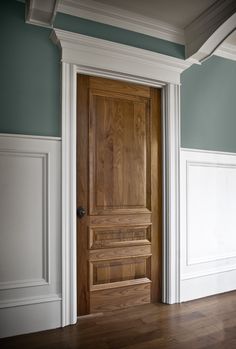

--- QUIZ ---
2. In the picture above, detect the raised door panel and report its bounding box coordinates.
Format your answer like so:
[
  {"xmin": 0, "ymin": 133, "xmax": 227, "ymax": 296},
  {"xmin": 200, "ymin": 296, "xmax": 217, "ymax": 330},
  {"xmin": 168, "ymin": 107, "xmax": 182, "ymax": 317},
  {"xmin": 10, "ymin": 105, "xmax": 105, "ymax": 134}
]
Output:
[
  {"xmin": 89, "ymin": 90, "xmax": 151, "ymax": 215},
  {"xmin": 90, "ymin": 282, "xmax": 151, "ymax": 313},
  {"xmin": 89, "ymin": 225, "xmax": 151, "ymax": 249}
]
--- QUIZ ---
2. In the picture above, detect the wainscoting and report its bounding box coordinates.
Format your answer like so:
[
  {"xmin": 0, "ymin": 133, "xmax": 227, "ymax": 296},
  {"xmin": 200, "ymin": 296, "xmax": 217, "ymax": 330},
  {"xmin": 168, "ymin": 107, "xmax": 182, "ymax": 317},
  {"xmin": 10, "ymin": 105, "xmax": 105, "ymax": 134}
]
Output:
[
  {"xmin": 180, "ymin": 148, "xmax": 236, "ymax": 301},
  {"xmin": 0, "ymin": 134, "xmax": 61, "ymax": 338}
]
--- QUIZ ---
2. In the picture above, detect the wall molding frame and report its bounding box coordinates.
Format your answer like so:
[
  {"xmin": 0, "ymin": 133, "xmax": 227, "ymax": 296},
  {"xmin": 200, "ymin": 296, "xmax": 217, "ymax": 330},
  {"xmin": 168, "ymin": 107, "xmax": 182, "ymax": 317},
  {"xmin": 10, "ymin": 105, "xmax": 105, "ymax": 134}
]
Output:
[
  {"xmin": 0, "ymin": 149, "xmax": 50, "ymax": 290},
  {"xmin": 57, "ymin": 0, "xmax": 185, "ymax": 44},
  {"xmin": 0, "ymin": 134, "xmax": 62, "ymax": 338},
  {"xmin": 0, "ymin": 294, "xmax": 61, "ymax": 309},
  {"xmin": 51, "ymin": 28, "xmax": 182, "ymax": 326},
  {"xmin": 180, "ymin": 147, "xmax": 236, "ymax": 301}
]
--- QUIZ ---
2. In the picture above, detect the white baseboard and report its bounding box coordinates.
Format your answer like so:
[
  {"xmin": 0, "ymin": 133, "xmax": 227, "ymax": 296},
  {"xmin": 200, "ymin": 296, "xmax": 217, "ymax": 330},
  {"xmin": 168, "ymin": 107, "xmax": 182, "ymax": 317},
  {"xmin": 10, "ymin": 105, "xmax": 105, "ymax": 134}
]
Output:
[
  {"xmin": 181, "ymin": 269, "xmax": 236, "ymax": 302},
  {"xmin": 0, "ymin": 299, "xmax": 61, "ymax": 338}
]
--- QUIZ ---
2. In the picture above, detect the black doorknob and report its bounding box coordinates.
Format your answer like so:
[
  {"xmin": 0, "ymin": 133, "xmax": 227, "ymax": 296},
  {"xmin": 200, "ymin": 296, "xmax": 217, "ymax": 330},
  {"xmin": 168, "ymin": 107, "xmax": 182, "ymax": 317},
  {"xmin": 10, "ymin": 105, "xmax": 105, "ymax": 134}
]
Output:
[{"xmin": 77, "ymin": 207, "xmax": 86, "ymax": 219}]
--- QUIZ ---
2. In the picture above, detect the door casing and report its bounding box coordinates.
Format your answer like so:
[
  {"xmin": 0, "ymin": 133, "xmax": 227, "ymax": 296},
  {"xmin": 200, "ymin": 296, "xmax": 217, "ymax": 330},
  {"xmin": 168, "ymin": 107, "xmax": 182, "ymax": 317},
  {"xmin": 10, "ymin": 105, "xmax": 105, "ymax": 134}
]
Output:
[{"xmin": 53, "ymin": 29, "xmax": 182, "ymax": 327}]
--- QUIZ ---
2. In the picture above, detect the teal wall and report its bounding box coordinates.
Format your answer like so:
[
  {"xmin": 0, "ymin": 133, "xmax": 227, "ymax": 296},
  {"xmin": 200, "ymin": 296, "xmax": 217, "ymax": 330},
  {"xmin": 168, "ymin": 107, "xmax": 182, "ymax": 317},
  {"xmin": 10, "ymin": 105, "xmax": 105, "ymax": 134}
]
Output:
[
  {"xmin": 181, "ymin": 56, "xmax": 236, "ymax": 152},
  {"xmin": 0, "ymin": 0, "xmax": 60, "ymax": 136},
  {"xmin": 1, "ymin": 1, "xmax": 236, "ymax": 152},
  {"xmin": 54, "ymin": 14, "xmax": 185, "ymax": 59},
  {"xmin": 0, "ymin": 1, "xmax": 184, "ymax": 138}
]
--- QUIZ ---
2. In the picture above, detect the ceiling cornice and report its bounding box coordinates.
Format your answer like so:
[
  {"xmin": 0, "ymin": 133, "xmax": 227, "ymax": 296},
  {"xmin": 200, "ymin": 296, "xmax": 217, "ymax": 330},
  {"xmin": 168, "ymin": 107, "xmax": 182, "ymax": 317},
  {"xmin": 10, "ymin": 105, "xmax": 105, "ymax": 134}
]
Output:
[
  {"xmin": 215, "ymin": 42, "xmax": 236, "ymax": 61},
  {"xmin": 57, "ymin": 0, "xmax": 185, "ymax": 44},
  {"xmin": 25, "ymin": 0, "xmax": 236, "ymax": 64},
  {"xmin": 185, "ymin": 0, "xmax": 236, "ymax": 61},
  {"xmin": 25, "ymin": 0, "xmax": 59, "ymax": 28}
]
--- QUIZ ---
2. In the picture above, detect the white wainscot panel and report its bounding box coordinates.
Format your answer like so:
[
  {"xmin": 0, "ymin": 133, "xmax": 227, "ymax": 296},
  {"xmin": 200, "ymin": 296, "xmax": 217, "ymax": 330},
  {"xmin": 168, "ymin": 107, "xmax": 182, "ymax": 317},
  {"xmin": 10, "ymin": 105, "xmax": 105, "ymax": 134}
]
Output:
[
  {"xmin": 0, "ymin": 134, "xmax": 62, "ymax": 338},
  {"xmin": 0, "ymin": 151, "xmax": 49, "ymax": 289},
  {"xmin": 180, "ymin": 149, "xmax": 236, "ymax": 302}
]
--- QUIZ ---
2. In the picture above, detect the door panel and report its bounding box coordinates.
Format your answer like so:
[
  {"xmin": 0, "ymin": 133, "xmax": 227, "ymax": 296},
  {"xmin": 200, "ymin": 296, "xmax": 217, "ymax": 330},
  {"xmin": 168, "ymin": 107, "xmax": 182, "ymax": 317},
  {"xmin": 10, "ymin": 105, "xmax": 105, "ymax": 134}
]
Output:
[
  {"xmin": 89, "ymin": 90, "xmax": 150, "ymax": 214},
  {"xmin": 89, "ymin": 225, "xmax": 151, "ymax": 249},
  {"xmin": 77, "ymin": 75, "xmax": 162, "ymax": 315}
]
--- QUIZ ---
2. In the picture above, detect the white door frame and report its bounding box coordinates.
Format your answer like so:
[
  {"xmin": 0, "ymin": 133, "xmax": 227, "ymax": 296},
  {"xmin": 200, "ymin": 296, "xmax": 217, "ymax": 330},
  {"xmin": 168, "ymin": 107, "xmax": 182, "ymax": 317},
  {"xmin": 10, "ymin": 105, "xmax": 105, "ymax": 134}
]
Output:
[{"xmin": 51, "ymin": 29, "xmax": 193, "ymax": 326}]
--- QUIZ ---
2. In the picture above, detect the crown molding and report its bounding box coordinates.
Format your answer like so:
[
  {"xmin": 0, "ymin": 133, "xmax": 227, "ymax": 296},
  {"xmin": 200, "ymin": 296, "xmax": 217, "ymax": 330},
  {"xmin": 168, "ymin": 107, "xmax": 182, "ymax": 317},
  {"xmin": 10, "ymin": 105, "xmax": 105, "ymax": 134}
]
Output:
[
  {"xmin": 57, "ymin": 0, "xmax": 185, "ymax": 45},
  {"xmin": 25, "ymin": 0, "xmax": 236, "ymax": 64},
  {"xmin": 185, "ymin": 0, "xmax": 236, "ymax": 61},
  {"xmin": 51, "ymin": 29, "xmax": 194, "ymax": 85},
  {"xmin": 25, "ymin": 0, "xmax": 60, "ymax": 28},
  {"xmin": 214, "ymin": 42, "xmax": 236, "ymax": 61}
]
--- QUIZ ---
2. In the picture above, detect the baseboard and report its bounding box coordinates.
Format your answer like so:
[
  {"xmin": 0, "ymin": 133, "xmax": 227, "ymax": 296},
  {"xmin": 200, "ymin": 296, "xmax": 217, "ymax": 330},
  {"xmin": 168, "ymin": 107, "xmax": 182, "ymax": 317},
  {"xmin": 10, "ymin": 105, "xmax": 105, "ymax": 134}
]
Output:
[
  {"xmin": 0, "ymin": 299, "xmax": 61, "ymax": 338},
  {"xmin": 180, "ymin": 269, "xmax": 236, "ymax": 302}
]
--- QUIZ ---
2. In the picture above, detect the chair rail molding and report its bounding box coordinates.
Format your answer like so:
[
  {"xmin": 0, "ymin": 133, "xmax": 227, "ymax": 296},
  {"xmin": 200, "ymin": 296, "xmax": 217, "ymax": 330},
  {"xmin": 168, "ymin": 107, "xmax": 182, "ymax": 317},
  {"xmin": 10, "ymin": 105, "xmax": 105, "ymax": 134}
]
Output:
[{"xmin": 51, "ymin": 28, "xmax": 182, "ymax": 327}]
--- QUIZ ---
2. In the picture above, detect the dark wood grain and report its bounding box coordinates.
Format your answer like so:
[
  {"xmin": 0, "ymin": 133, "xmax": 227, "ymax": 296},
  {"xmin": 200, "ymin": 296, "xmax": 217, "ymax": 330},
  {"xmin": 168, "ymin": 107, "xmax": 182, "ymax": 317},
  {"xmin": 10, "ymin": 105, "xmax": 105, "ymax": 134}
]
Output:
[
  {"xmin": 77, "ymin": 75, "xmax": 90, "ymax": 315},
  {"xmin": 77, "ymin": 75, "xmax": 162, "ymax": 314},
  {"xmin": 2, "ymin": 291, "xmax": 236, "ymax": 348},
  {"xmin": 150, "ymin": 87, "xmax": 162, "ymax": 302}
]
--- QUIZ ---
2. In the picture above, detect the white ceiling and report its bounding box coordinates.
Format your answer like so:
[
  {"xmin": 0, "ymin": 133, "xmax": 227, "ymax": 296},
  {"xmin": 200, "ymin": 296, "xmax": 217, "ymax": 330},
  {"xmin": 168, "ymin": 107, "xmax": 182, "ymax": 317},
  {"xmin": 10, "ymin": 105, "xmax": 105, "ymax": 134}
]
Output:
[{"xmin": 94, "ymin": 0, "xmax": 218, "ymax": 28}]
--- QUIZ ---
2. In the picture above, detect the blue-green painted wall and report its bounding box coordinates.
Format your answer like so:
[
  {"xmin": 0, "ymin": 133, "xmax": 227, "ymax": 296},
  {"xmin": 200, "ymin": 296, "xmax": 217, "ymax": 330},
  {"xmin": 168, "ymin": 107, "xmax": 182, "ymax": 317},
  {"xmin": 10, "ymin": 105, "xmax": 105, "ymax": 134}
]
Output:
[
  {"xmin": 181, "ymin": 56, "xmax": 236, "ymax": 152},
  {"xmin": 54, "ymin": 13, "xmax": 185, "ymax": 59},
  {"xmin": 0, "ymin": 1, "xmax": 184, "ymax": 138},
  {"xmin": 2, "ymin": 1, "xmax": 236, "ymax": 153},
  {"xmin": 0, "ymin": 0, "xmax": 60, "ymax": 136}
]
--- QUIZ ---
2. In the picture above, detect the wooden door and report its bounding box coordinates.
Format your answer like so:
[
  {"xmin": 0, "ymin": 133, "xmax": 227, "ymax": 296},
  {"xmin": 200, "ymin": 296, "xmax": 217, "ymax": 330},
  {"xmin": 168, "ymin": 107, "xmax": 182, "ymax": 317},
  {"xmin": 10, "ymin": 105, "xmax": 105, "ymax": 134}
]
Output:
[{"xmin": 77, "ymin": 75, "xmax": 162, "ymax": 315}]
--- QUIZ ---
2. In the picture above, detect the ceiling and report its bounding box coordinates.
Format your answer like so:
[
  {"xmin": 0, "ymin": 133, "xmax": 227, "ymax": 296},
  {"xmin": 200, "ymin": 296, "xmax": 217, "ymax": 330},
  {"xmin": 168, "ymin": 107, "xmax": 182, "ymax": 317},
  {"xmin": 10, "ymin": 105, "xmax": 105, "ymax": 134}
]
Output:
[
  {"xmin": 26, "ymin": 0, "xmax": 236, "ymax": 62},
  {"xmin": 92, "ymin": 0, "xmax": 218, "ymax": 28}
]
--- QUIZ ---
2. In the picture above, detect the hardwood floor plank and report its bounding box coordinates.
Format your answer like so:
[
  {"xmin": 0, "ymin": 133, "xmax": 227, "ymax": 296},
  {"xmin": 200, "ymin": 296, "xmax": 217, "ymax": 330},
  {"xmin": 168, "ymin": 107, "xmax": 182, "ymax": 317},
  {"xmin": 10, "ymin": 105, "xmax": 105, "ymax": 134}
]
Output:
[{"xmin": 1, "ymin": 291, "xmax": 236, "ymax": 349}]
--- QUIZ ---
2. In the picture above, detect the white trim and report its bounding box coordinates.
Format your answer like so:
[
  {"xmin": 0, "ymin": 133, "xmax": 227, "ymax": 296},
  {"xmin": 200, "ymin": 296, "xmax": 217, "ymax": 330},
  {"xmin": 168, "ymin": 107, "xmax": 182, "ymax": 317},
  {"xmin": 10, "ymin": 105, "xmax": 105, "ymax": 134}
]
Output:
[
  {"xmin": 181, "ymin": 265, "xmax": 236, "ymax": 280},
  {"xmin": 0, "ymin": 134, "xmax": 62, "ymax": 338},
  {"xmin": 58, "ymin": 0, "xmax": 184, "ymax": 44},
  {"xmin": 185, "ymin": 0, "xmax": 236, "ymax": 61},
  {"xmin": 26, "ymin": 0, "xmax": 60, "ymax": 28},
  {"xmin": 51, "ymin": 29, "xmax": 194, "ymax": 85},
  {"xmin": 0, "ymin": 133, "xmax": 62, "ymax": 141},
  {"xmin": 0, "ymin": 150, "xmax": 50, "ymax": 290},
  {"xmin": 162, "ymin": 84, "xmax": 181, "ymax": 304},
  {"xmin": 214, "ymin": 42, "xmax": 236, "ymax": 61},
  {"xmin": 0, "ymin": 295, "xmax": 62, "ymax": 309},
  {"xmin": 188, "ymin": 252, "xmax": 236, "ymax": 266},
  {"xmin": 52, "ymin": 30, "xmax": 181, "ymax": 327},
  {"xmin": 181, "ymin": 147, "xmax": 236, "ymax": 157},
  {"xmin": 180, "ymin": 268, "xmax": 236, "ymax": 302},
  {"xmin": 180, "ymin": 147, "xmax": 236, "ymax": 301},
  {"xmin": 61, "ymin": 63, "xmax": 77, "ymax": 327},
  {"xmin": 0, "ymin": 279, "xmax": 48, "ymax": 290}
]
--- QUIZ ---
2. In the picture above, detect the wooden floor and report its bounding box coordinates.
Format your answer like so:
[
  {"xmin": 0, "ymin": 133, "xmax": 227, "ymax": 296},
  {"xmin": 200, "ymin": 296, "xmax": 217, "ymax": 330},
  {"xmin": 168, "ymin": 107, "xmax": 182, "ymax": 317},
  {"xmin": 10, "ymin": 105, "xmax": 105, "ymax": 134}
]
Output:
[{"xmin": 1, "ymin": 291, "xmax": 236, "ymax": 348}]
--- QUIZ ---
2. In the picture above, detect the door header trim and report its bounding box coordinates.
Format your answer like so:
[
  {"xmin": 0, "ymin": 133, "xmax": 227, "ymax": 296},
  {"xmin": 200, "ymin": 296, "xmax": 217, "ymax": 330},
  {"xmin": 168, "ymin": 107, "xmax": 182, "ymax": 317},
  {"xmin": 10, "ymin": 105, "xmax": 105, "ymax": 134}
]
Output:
[
  {"xmin": 51, "ymin": 29, "xmax": 196, "ymax": 85},
  {"xmin": 51, "ymin": 30, "xmax": 181, "ymax": 326}
]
